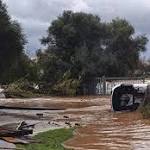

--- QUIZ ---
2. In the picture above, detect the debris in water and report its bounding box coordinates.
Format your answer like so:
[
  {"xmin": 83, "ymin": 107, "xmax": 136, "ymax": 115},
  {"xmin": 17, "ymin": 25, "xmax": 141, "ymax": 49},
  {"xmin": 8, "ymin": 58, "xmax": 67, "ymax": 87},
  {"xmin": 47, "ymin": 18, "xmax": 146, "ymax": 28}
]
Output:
[
  {"xmin": 48, "ymin": 121, "xmax": 60, "ymax": 126},
  {"xmin": 63, "ymin": 115, "xmax": 69, "ymax": 119},
  {"xmin": 0, "ymin": 121, "xmax": 34, "ymax": 144},
  {"xmin": 75, "ymin": 123, "xmax": 81, "ymax": 127},
  {"xmin": 36, "ymin": 113, "xmax": 44, "ymax": 118},
  {"xmin": 65, "ymin": 121, "xmax": 72, "ymax": 127}
]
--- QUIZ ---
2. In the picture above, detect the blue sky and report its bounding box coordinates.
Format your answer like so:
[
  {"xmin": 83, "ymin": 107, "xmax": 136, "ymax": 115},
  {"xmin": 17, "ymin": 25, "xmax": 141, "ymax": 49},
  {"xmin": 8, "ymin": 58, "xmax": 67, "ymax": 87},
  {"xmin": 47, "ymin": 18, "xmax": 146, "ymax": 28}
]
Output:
[{"xmin": 3, "ymin": 0, "xmax": 150, "ymax": 58}]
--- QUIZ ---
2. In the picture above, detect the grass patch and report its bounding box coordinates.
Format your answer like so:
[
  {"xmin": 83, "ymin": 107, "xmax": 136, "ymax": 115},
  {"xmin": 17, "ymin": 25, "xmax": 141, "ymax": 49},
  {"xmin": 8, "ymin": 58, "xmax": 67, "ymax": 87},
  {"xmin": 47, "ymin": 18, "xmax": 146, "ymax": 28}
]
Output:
[{"xmin": 17, "ymin": 128, "xmax": 74, "ymax": 150}]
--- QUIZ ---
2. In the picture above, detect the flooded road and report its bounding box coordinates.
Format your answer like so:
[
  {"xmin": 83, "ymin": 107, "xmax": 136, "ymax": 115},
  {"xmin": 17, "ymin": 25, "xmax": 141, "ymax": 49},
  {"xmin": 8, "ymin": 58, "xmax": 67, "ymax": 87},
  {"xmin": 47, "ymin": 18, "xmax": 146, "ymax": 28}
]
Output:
[
  {"xmin": 0, "ymin": 96, "xmax": 150, "ymax": 149},
  {"xmin": 64, "ymin": 97, "xmax": 150, "ymax": 150}
]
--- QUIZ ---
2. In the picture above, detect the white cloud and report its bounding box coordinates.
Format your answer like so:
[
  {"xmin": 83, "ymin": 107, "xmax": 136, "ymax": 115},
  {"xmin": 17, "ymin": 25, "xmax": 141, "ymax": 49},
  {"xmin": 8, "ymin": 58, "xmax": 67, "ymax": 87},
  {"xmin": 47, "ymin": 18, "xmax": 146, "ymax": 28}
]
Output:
[{"xmin": 70, "ymin": 0, "xmax": 91, "ymax": 12}]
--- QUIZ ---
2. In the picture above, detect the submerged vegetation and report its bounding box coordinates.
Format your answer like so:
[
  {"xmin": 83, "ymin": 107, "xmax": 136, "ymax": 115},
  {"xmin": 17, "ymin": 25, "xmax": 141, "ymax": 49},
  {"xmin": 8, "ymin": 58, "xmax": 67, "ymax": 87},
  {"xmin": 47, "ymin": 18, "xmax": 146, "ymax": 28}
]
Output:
[{"xmin": 17, "ymin": 128, "xmax": 74, "ymax": 150}]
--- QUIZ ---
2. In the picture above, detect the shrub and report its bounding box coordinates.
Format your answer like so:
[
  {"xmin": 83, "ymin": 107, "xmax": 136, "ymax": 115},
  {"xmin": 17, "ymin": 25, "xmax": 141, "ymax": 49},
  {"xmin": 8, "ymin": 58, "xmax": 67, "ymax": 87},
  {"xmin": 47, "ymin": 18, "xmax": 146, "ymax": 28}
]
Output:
[
  {"xmin": 53, "ymin": 79, "xmax": 80, "ymax": 96},
  {"xmin": 5, "ymin": 79, "xmax": 40, "ymax": 98}
]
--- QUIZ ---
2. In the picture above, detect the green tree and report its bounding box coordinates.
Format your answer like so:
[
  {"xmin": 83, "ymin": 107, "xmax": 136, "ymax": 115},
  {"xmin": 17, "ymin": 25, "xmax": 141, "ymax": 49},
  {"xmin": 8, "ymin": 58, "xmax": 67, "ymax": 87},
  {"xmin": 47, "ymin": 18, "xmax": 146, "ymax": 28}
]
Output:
[
  {"xmin": 0, "ymin": 0, "xmax": 27, "ymax": 83},
  {"xmin": 105, "ymin": 18, "xmax": 148, "ymax": 76},
  {"xmin": 38, "ymin": 11, "xmax": 148, "ymax": 95},
  {"xmin": 40, "ymin": 11, "xmax": 106, "ymax": 79},
  {"xmin": 38, "ymin": 11, "xmax": 108, "ymax": 95}
]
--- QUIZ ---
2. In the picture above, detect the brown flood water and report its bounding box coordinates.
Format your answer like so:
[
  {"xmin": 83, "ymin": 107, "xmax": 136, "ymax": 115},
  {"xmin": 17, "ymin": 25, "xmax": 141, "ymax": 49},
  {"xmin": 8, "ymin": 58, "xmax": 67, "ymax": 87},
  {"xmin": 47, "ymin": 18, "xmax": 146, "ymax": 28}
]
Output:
[
  {"xmin": 0, "ymin": 96, "xmax": 150, "ymax": 150},
  {"xmin": 64, "ymin": 97, "xmax": 150, "ymax": 150}
]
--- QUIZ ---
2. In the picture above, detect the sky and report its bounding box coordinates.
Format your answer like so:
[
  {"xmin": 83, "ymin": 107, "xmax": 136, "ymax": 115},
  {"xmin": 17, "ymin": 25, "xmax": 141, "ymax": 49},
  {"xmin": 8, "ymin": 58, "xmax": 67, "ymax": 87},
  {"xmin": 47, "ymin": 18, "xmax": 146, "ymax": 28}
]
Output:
[{"xmin": 3, "ymin": 0, "xmax": 150, "ymax": 58}]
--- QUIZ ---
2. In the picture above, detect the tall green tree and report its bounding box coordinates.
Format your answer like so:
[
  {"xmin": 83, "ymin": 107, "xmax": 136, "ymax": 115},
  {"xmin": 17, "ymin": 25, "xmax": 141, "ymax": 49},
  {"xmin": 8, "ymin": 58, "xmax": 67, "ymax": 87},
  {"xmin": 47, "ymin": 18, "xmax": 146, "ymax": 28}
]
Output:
[
  {"xmin": 40, "ymin": 11, "xmax": 107, "ymax": 81},
  {"xmin": 0, "ymin": 0, "xmax": 27, "ymax": 83},
  {"xmin": 105, "ymin": 18, "xmax": 148, "ymax": 76},
  {"xmin": 38, "ymin": 11, "xmax": 148, "ymax": 95}
]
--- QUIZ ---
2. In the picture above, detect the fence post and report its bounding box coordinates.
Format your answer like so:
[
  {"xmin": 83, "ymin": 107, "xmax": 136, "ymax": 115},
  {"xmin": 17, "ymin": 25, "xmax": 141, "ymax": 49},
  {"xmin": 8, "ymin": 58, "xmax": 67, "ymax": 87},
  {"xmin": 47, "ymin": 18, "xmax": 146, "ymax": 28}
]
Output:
[{"xmin": 102, "ymin": 76, "xmax": 106, "ymax": 95}]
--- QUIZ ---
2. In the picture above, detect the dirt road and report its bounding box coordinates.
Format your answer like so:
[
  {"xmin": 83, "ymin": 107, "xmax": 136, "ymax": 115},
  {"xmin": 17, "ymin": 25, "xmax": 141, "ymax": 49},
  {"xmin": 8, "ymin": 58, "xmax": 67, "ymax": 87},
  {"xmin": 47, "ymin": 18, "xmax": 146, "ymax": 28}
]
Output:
[{"xmin": 0, "ymin": 96, "xmax": 150, "ymax": 150}]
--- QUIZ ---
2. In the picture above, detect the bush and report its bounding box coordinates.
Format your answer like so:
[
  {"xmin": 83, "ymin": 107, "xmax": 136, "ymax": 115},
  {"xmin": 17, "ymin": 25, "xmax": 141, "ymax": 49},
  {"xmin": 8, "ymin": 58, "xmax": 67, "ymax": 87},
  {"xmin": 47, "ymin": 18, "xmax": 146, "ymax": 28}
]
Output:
[
  {"xmin": 53, "ymin": 79, "xmax": 80, "ymax": 96},
  {"xmin": 5, "ymin": 79, "xmax": 40, "ymax": 98}
]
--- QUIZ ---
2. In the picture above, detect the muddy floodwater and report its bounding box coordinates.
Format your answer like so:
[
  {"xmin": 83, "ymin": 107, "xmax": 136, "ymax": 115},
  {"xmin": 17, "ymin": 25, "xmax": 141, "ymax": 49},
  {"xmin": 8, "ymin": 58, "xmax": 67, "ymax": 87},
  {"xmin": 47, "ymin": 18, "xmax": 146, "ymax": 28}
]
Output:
[{"xmin": 0, "ymin": 96, "xmax": 150, "ymax": 150}]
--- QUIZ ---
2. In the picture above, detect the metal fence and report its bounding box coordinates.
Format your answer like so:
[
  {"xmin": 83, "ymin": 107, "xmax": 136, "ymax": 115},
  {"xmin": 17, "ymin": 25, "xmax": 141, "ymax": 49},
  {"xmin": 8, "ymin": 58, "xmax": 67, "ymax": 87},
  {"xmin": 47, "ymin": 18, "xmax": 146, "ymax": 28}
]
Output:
[{"xmin": 82, "ymin": 77, "xmax": 145, "ymax": 95}]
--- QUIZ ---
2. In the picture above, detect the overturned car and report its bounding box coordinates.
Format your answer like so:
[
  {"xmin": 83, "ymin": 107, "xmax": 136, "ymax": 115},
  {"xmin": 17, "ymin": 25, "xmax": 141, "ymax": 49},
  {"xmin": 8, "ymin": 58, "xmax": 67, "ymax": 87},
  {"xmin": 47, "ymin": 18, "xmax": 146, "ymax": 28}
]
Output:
[{"xmin": 111, "ymin": 84, "xmax": 149, "ymax": 111}]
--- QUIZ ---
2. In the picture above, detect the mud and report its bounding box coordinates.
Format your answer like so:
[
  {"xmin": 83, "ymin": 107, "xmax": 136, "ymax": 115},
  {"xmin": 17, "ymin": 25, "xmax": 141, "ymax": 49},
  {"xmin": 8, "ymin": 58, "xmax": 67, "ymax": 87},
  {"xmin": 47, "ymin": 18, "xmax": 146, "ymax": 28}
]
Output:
[{"xmin": 0, "ymin": 96, "xmax": 150, "ymax": 150}]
